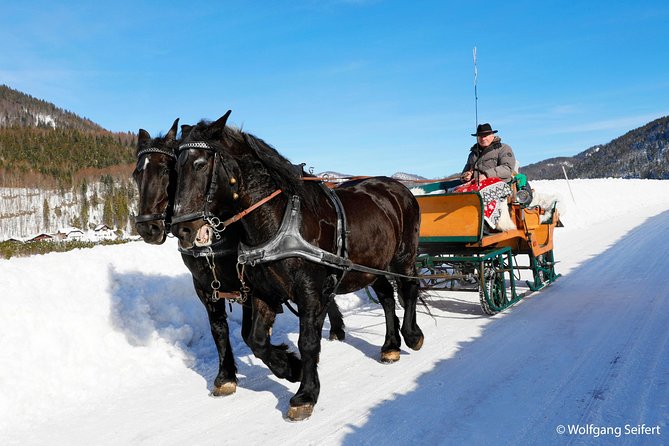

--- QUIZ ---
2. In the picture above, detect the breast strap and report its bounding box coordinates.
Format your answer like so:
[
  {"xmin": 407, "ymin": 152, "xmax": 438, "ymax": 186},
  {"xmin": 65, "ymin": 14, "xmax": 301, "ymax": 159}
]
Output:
[{"xmin": 237, "ymin": 193, "xmax": 349, "ymax": 268}]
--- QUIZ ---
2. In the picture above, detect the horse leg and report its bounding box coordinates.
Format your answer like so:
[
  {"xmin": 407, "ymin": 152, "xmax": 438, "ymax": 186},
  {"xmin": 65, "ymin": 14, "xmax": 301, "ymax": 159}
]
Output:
[
  {"xmin": 243, "ymin": 296, "xmax": 302, "ymax": 383},
  {"xmin": 372, "ymin": 277, "xmax": 402, "ymax": 363},
  {"xmin": 193, "ymin": 285, "xmax": 238, "ymax": 396},
  {"xmin": 287, "ymin": 302, "xmax": 326, "ymax": 421},
  {"xmin": 397, "ymin": 278, "xmax": 424, "ymax": 351},
  {"xmin": 207, "ymin": 303, "xmax": 239, "ymax": 396},
  {"xmin": 326, "ymin": 298, "xmax": 345, "ymax": 341},
  {"xmin": 326, "ymin": 301, "xmax": 345, "ymax": 341},
  {"xmin": 241, "ymin": 300, "xmax": 252, "ymax": 341}
]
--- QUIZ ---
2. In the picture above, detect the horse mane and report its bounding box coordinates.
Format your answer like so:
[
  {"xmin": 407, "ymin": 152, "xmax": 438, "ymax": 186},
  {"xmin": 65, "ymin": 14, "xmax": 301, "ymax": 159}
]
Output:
[
  {"xmin": 187, "ymin": 120, "xmax": 318, "ymax": 210},
  {"xmin": 156, "ymin": 133, "xmax": 179, "ymax": 152}
]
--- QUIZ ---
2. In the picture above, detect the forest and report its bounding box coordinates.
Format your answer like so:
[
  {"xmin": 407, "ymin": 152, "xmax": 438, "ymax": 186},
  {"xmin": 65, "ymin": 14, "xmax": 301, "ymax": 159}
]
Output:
[{"xmin": 0, "ymin": 85, "xmax": 139, "ymax": 241}]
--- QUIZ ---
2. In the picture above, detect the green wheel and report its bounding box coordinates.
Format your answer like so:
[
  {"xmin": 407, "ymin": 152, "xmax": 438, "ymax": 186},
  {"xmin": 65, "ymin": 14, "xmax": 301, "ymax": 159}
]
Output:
[
  {"xmin": 479, "ymin": 259, "xmax": 509, "ymax": 315},
  {"xmin": 527, "ymin": 250, "xmax": 560, "ymax": 291}
]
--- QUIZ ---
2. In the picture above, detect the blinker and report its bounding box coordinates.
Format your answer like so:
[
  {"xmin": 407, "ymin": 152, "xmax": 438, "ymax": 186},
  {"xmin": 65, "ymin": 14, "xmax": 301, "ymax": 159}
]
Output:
[{"xmin": 178, "ymin": 152, "xmax": 188, "ymax": 166}]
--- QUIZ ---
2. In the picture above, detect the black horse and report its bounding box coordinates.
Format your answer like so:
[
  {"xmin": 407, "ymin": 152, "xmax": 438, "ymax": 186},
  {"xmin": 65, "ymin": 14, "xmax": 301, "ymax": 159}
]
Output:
[
  {"xmin": 132, "ymin": 120, "xmax": 346, "ymax": 396},
  {"xmin": 171, "ymin": 111, "xmax": 424, "ymax": 420},
  {"xmin": 133, "ymin": 119, "xmax": 179, "ymax": 244},
  {"xmin": 133, "ymin": 119, "xmax": 242, "ymax": 395}
]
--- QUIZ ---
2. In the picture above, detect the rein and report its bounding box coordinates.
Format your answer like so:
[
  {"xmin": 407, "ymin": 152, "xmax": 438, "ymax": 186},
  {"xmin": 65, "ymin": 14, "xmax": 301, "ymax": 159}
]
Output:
[
  {"xmin": 301, "ymin": 174, "xmax": 463, "ymax": 187},
  {"xmin": 219, "ymin": 189, "xmax": 283, "ymax": 228}
]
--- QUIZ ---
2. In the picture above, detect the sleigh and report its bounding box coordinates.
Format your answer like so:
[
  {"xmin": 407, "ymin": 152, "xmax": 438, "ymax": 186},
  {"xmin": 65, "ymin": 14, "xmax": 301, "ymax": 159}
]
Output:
[{"xmin": 413, "ymin": 179, "xmax": 561, "ymax": 314}]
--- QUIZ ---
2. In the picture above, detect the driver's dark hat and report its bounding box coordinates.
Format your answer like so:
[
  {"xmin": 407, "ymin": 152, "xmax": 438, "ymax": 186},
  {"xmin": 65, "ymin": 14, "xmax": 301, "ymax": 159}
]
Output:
[{"xmin": 471, "ymin": 123, "xmax": 498, "ymax": 136}]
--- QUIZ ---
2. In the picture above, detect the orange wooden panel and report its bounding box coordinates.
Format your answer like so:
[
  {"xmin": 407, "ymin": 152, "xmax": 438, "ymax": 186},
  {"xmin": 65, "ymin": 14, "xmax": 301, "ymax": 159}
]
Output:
[{"xmin": 417, "ymin": 193, "xmax": 482, "ymax": 239}]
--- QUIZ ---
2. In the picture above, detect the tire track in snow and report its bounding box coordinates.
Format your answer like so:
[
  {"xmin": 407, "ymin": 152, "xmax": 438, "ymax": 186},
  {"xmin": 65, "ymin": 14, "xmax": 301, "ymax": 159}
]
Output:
[{"xmin": 340, "ymin": 210, "xmax": 669, "ymax": 445}]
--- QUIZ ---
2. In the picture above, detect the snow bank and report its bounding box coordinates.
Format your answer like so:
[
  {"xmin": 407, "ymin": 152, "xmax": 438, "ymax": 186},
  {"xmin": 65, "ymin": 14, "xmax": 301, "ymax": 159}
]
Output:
[{"xmin": 1, "ymin": 179, "xmax": 669, "ymax": 444}]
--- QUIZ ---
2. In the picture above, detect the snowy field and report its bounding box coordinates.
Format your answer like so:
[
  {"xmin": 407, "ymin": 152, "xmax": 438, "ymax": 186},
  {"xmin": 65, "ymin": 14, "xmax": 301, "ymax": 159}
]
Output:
[{"xmin": 1, "ymin": 179, "xmax": 668, "ymax": 445}]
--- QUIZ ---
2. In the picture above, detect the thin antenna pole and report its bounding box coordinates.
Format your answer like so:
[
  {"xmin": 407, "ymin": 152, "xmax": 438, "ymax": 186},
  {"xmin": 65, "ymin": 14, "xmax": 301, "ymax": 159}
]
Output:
[
  {"xmin": 562, "ymin": 165, "xmax": 576, "ymax": 203},
  {"xmin": 473, "ymin": 46, "xmax": 479, "ymax": 128},
  {"xmin": 473, "ymin": 46, "xmax": 481, "ymax": 188}
]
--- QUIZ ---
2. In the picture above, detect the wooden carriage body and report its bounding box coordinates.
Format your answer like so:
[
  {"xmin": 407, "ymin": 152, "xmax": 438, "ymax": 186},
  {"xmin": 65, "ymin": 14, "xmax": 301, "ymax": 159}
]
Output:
[{"xmin": 414, "ymin": 180, "xmax": 561, "ymax": 314}]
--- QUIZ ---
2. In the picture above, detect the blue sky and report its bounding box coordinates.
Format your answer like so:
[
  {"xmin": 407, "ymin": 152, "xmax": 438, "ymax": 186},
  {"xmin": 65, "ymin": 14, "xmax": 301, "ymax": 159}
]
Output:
[{"xmin": 2, "ymin": 1, "xmax": 668, "ymax": 178}]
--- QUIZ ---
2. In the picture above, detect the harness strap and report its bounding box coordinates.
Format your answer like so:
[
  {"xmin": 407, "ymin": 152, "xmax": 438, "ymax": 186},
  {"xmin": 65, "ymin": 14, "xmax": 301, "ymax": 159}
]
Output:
[
  {"xmin": 137, "ymin": 147, "xmax": 176, "ymax": 159},
  {"xmin": 318, "ymin": 183, "xmax": 348, "ymax": 258},
  {"xmin": 178, "ymin": 239, "xmax": 237, "ymax": 257},
  {"xmin": 221, "ymin": 189, "xmax": 283, "ymax": 227},
  {"xmin": 216, "ymin": 291, "xmax": 242, "ymax": 300},
  {"xmin": 237, "ymin": 195, "xmax": 419, "ymax": 280},
  {"xmin": 134, "ymin": 212, "xmax": 168, "ymax": 224},
  {"xmin": 171, "ymin": 189, "xmax": 283, "ymax": 227},
  {"xmin": 206, "ymin": 152, "xmax": 220, "ymax": 206},
  {"xmin": 171, "ymin": 211, "xmax": 208, "ymax": 225},
  {"xmin": 238, "ymin": 195, "xmax": 337, "ymax": 266},
  {"xmin": 301, "ymin": 174, "xmax": 463, "ymax": 185}
]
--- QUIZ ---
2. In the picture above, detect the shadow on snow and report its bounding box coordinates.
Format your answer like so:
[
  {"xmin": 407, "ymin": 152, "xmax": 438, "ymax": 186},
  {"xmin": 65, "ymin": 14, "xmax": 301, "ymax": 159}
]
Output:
[{"xmin": 341, "ymin": 210, "xmax": 669, "ymax": 446}]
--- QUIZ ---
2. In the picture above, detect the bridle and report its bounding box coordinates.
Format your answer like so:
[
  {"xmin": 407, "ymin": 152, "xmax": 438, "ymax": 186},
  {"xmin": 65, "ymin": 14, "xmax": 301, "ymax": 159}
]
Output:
[
  {"xmin": 171, "ymin": 140, "xmax": 282, "ymax": 245},
  {"xmin": 170, "ymin": 141, "xmax": 234, "ymax": 229},
  {"xmin": 134, "ymin": 147, "xmax": 177, "ymax": 227}
]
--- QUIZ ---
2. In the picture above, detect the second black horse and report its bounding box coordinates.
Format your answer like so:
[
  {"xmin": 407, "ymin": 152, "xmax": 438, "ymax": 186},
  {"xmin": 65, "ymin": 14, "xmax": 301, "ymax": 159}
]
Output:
[
  {"xmin": 132, "ymin": 119, "xmax": 346, "ymax": 396},
  {"xmin": 171, "ymin": 111, "xmax": 424, "ymax": 420}
]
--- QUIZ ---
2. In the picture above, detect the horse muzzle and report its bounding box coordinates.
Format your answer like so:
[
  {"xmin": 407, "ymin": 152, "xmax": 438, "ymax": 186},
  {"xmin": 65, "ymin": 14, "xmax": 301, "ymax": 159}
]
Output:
[
  {"xmin": 172, "ymin": 219, "xmax": 215, "ymax": 249},
  {"xmin": 135, "ymin": 220, "xmax": 167, "ymax": 245}
]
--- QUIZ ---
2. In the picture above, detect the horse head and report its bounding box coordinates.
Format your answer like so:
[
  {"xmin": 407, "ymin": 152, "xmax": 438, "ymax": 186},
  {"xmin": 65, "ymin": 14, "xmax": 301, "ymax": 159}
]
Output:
[
  {"xmin": 133, "ymin": 118, "xmax": 179, "ymax": 244},
  {"xmin": 171, "ymin": 111, "xmax": 244, "ymax": 249}
]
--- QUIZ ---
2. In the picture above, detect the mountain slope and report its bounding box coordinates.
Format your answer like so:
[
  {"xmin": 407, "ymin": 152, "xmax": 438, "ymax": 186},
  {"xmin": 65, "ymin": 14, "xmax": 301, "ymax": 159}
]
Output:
[
  {"xmin": 0, "ymin": 84, "xmax": 103, "ymax": 131},
  {"xmin": 522, "ymin": 115, "xmax": 669, "ymax": 180},
  {"xmin": 0, "ymin": 85, "xmax": 135, "ymax": 187}
]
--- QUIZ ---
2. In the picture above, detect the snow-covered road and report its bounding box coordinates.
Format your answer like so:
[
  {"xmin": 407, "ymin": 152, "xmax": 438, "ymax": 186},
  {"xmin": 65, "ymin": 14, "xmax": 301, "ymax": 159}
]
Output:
[
  {"xmin": 349, "ymin": 209, "xmax": 669, "ymax": 446},
  {"xmin": 1, "ymin": 179, "xmax": 668, "ymax": 445}
]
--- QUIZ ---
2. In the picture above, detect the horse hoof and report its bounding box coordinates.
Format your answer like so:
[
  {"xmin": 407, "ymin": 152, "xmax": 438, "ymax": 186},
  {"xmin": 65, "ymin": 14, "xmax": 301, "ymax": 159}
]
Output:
[
  {"xmin": 329, "ymin": 331, "xmax": 345, "ymax": 341},
  {"xmin": 287, "ymin": 404, "xmax": 313, "ymax": 421},
  {"xmin": 410, "ymin": 335, "xmax": 424, "ymax": 351},
  {"xmin": 211, "ymin": 381, "xmax": 237, "ymax": 396},
  {"xmin": 380, "ymin": 350, "xmax": 400, "ymax": 363}
]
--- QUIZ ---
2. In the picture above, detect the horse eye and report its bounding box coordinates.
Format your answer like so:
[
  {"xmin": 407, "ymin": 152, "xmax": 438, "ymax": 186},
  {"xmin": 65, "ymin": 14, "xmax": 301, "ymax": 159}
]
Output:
[{"xmin": 193, "ymin": 158, "xmax": 208, "ymax": 171}]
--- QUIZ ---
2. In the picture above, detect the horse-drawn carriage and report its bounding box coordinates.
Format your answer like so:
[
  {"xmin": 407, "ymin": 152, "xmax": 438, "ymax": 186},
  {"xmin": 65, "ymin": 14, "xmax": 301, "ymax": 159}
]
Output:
[
  {"xmin": 133, "ymin": 113, "xmax": 562, "ymax": 420},
  {"xmin": 412, "ymin": 178, "xmax": 561, "ymax": 315}
]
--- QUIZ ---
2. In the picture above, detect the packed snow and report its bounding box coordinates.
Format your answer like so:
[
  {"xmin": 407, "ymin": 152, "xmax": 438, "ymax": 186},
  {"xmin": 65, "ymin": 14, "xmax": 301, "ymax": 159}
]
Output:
[{"xmin": 1, "ymin": 179, "xmax": 668, "ymax": 445}]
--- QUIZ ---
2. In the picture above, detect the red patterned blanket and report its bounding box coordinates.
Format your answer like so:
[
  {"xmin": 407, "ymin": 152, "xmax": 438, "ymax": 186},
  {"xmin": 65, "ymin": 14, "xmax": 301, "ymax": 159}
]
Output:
[{"xmin": 451, "ymin": 177, "xmax": 512, "ymax": 229}]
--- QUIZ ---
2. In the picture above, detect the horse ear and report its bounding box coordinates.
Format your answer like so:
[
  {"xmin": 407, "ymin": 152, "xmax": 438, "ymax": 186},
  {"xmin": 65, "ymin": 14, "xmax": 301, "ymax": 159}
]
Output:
[
  {"xmin": 165, "ymin": 118, "xmax": 179, "ymax": 142},
  {"xmin": 210, "ymin": 110, "xmax": 232, "ymax": 140},
  {"xmin": 181, "ymin": 124, "xmax": 193, "ymax": 139},
  {"xmin": 137, "ymin": 129, "xmax": 151, "ymax": 152}
]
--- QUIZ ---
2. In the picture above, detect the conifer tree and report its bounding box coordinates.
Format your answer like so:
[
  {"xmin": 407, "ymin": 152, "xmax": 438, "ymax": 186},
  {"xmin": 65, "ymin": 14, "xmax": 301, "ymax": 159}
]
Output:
[{"xmin": 42, "ymin": 198, "xmax": 50, "ymax": 232}]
